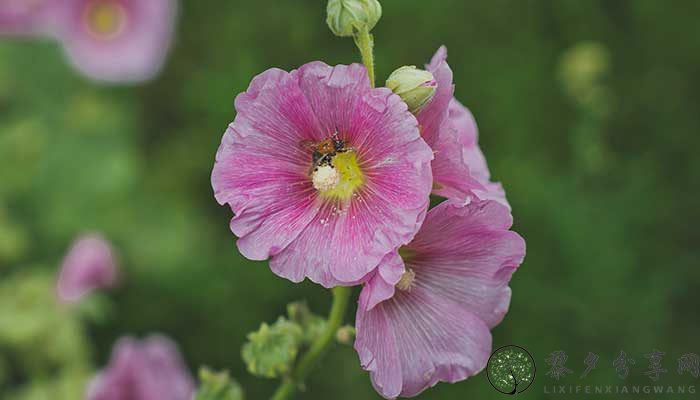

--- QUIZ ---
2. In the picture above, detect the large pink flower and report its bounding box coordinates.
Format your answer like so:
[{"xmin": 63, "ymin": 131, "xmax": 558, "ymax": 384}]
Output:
[
  {"xmin": 56, "ymin": 233, "xmax": 119, "ymax": 303},
  {"xmin": 354, "ymin": 200, "xmax": 526, "ymax": 398},
  {"xmin": 55, "ymin": 0, "xmax": 177, "ymax": 82},
  {"xmin": 211, "ymin": 62, "xmax": 433, "ymax": 288},
  {"xmin": 418, "ymin": 47, "xmax": 508, "ymax": 207},
  {"xmin": 87, "ymin": 335, "xmax": 195, "ymax": 400}
]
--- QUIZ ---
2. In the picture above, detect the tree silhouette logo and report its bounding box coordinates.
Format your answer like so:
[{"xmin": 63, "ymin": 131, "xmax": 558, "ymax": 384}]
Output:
[{"xmin": 486, "ymin": 345, "xmax": 536, "ymax": 395}]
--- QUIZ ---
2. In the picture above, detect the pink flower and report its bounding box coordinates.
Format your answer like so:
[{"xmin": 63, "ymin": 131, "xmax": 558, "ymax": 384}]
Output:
[
  {"xmin": 418, "ymin": 46, "xmax": 508, "ymax": 207},
  {"xmin": 87, "ymin": 335, "xmax": 195, "ymax": 400},
  {"xmin": 354, "ymin": 200, "xmax": 526, "ymax": 398},
  {"xmin": 56, "ymin": 0, "xmax": 177, "ymax": 82},
  {"xmin": 56, "ymin": 233, "xmax": 119, "ymax": 303},
  {"xmin": 211, "ymin": 62, "xmax": 433, "ymax": 288}
]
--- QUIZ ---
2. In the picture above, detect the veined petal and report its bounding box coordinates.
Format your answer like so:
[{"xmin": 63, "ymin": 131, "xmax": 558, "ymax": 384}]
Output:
[
  {"xmin": 448, "ymin": 98, "xmax": 510, "ymax": 208},
  {"xmin": 355, "ymin": 284, "xmax": 492, "ymax": 399},
  {"xmin": 212, "ymin": 68, "xmax": 324, "ymax": 261},
  {"xmin": 417, "ymin": 46, "xmax": 453, "ymax": 148},
  {"xmin": 354, "ymin": 200, "xmax": 525, "ymax": 397},
  {"xmin": 407, "ymin": 201, "xmax": 526, "ymax": 328}
]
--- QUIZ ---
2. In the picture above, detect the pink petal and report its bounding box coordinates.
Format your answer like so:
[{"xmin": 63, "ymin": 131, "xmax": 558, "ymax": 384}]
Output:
[
  {"xmin": 56, "ymin": 233, "xmax": 118, "ymax": 303},
  {"xmin": 212, "ymin": 68, "xmax": 324, "ymax": 261},
  {"xmin": 359, "ymin": 252, "xmax": 405, "ymax": 311},
  {"xmin": 416, "ymin": 46, "xmax": 453, "ymax": 148},
  {"xmin": 430, "ymin": 119, "xmax": 486, "ymax": 201},
  {"xmin": 355, "ymin": 284, "xmax": 492, "ymax": 399},
  {"xmin": 87, "ymin": 335, "xmax": 194, "ymax": 400},
  {"xmin": 448, "ymin": 99, "xmax": 510, "ymax": 208},
  {"xmin": 406, "ymin": 201, "xmax": 526, "ymax": 328},
  {"xmin": 418, "ymin": 47, "xmax": 485, "ymax": 201}
]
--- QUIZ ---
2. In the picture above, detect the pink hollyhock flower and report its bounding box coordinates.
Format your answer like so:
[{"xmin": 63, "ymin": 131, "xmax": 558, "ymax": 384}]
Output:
[
  {"xmin": 87, "ymin": 335, "xmax": 195, "ymax": 400},
  {"xmin": 354, "ymin": 200, "xmax": 526, "ymax": 398},
  {"xmin": 211, "ymin": 62, "xmax": 433, "ymax": 288},
  {"xmin": 418, "ymin": 46, "xmax": 508, "ymax": 207},
  {"xmin": 56, "ymin": 0, "xmax": 177, "ymax": 83},
  {"xmin": 56, "ymin": 233, "xmax": 118, "ymax": 303}
]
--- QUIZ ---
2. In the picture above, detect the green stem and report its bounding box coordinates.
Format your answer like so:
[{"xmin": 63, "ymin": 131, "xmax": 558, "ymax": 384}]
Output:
[
  {"xmin": 271, "ymin": 286, "xmax": 352, "ymax": 400},
  {"xmin": 353, "ymin": 26, "xmax": 376, "ymax": 87}
]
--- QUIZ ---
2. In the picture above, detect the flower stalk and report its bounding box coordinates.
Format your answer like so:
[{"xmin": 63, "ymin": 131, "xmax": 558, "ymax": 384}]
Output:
[
  {"xmin": 353, "ymin": 26, "xmax": 375, "ymax": 87},
  {"xmin": 270, "ymin": 286, "xmax": 352, "ymax": 400}
]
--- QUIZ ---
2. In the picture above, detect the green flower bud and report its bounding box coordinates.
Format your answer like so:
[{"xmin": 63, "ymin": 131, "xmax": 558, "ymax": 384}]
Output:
[
  {"xmin": 326, "ymin": 0, "xmax": 382, "ymax": 37},
  {"xmin": 194, "ymin": 368, "xmax": 244, "ymax": 400},
  {"xmin": 335, "ymin": 325, "xmax": 356, "ymax": 345},
  {"xmin": 386, "ymin": 66, "xmax": 438, "ymax": 114}
]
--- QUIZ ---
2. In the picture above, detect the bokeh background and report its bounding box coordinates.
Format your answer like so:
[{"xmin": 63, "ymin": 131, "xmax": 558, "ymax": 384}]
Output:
[{"xmin": 1, "ymin": 0, "xmax": 699, "ymax": 398}]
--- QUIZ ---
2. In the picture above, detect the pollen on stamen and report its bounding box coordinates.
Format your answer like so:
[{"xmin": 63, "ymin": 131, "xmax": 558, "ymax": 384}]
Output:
[
  {"xmin": 312, "ymin": 165, "xmax": 340, "ymax": 192},
  {"xmin": 396, "ymin": 269, "xmax": 416, "ymax": 291}
]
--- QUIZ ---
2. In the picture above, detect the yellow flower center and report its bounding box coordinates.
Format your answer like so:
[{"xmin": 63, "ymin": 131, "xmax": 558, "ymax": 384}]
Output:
[
  {"xmin": 315, "ymin": 151, "xmax": 364, "ymax": 200},
  {"xmin": 84, "ymin": 1, "xmax": 126, "ymax": 38}
]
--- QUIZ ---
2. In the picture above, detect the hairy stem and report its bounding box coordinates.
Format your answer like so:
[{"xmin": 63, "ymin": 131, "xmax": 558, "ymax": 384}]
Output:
[
  {"xmin": 270, "ymin": 286, "xmax": 352, "ymax": 400},
  {"xmin": 353, "ymin": 26, "xmax": 376, "ymax": 87}
]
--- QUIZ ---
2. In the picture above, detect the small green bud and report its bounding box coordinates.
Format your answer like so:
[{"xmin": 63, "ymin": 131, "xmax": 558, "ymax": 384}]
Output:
[
  {"xmin": 241, "ymin": 317, "xmax": 303, "ymax": 379},
  {"xmin": 557, "ymin": 41, "xmax": 611, "ymax": 111},
  {"xmin": 386, "ymin": 66, "xmax": 438, "ymax": 114},
  {"xmin": 335, "ymin": 325, "xmax": 356, "ymax": 345},
  {"xmin": 195, "ymin": 368, "xmax": 244, "ymax": 400},
  {"xmin": 326, "ymin": 0, "xmax": 382, "ymax": 37}
]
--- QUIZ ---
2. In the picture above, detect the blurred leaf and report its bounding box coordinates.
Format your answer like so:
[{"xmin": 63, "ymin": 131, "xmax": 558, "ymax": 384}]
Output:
[
  {"xmin": 286, "ymin": 301, "xmax": 328, "ymax": 345},
  {"xmin": 0, "ymin": 271, "xmax": 91, "ymax": 373},
  {"xmin": 194, "ymin": 367, "xmax": 244, "ymax": 400}
]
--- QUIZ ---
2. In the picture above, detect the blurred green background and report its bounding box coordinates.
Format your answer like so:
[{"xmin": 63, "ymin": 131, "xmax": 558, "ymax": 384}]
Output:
[{"xmin": 1, "ymin": 0, "xmax": 699, "ymax": 398}]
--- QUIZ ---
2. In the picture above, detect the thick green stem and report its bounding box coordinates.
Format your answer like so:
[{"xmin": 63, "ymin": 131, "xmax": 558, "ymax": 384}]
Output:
[
  {"xmin": 270, "ymin": 286, "xmax": 352, "ymax": 400},
  {"xmin": 353, "ymin": 26, "xmax": 376, "ymax": 87}
]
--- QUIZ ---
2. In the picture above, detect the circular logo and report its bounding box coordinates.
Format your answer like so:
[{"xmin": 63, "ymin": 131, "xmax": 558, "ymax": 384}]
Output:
[{"xmin": 486, "ymin": 345, "xmax": 536, "ymax": 395}]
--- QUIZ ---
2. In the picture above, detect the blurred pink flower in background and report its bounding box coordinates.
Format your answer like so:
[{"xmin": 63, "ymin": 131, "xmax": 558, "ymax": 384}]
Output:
[
  {"xmin": 56, "ymin": 233, "xmax": 119, "ymax": 303},
  {"xmin": 354, "ymin": 200, "xmax": 526, "ymax": 398},
  {"xmin": 55, "ymin": 0, "xmax": 178, "ymax": 82},
  {"xmin": 87, "ymin": 335, "xmax": 195, "ymax": 400},
  {"xmin": 0, "ymin": 0, "xmax": 178, "ymax": 82},
  {"xmin": 0, "ymin": 0, "xmax": 61, "ymax": 35},
  {"xmin": 212, "ymin": 62, "xmax": 433, "ymax": 288}
]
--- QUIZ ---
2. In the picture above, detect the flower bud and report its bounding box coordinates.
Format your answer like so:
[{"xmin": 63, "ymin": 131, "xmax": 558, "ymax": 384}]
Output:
[
  {"xmin": 386, "ymin": 66, "xmax": 438, "ymax": 114},
  {"xmin": 336, "ymin": 325, "xmax": 356, "ymax": 345},
  {"xmin": 326, "ymin": 0, "xmax": 382, "ymax": 37}
]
